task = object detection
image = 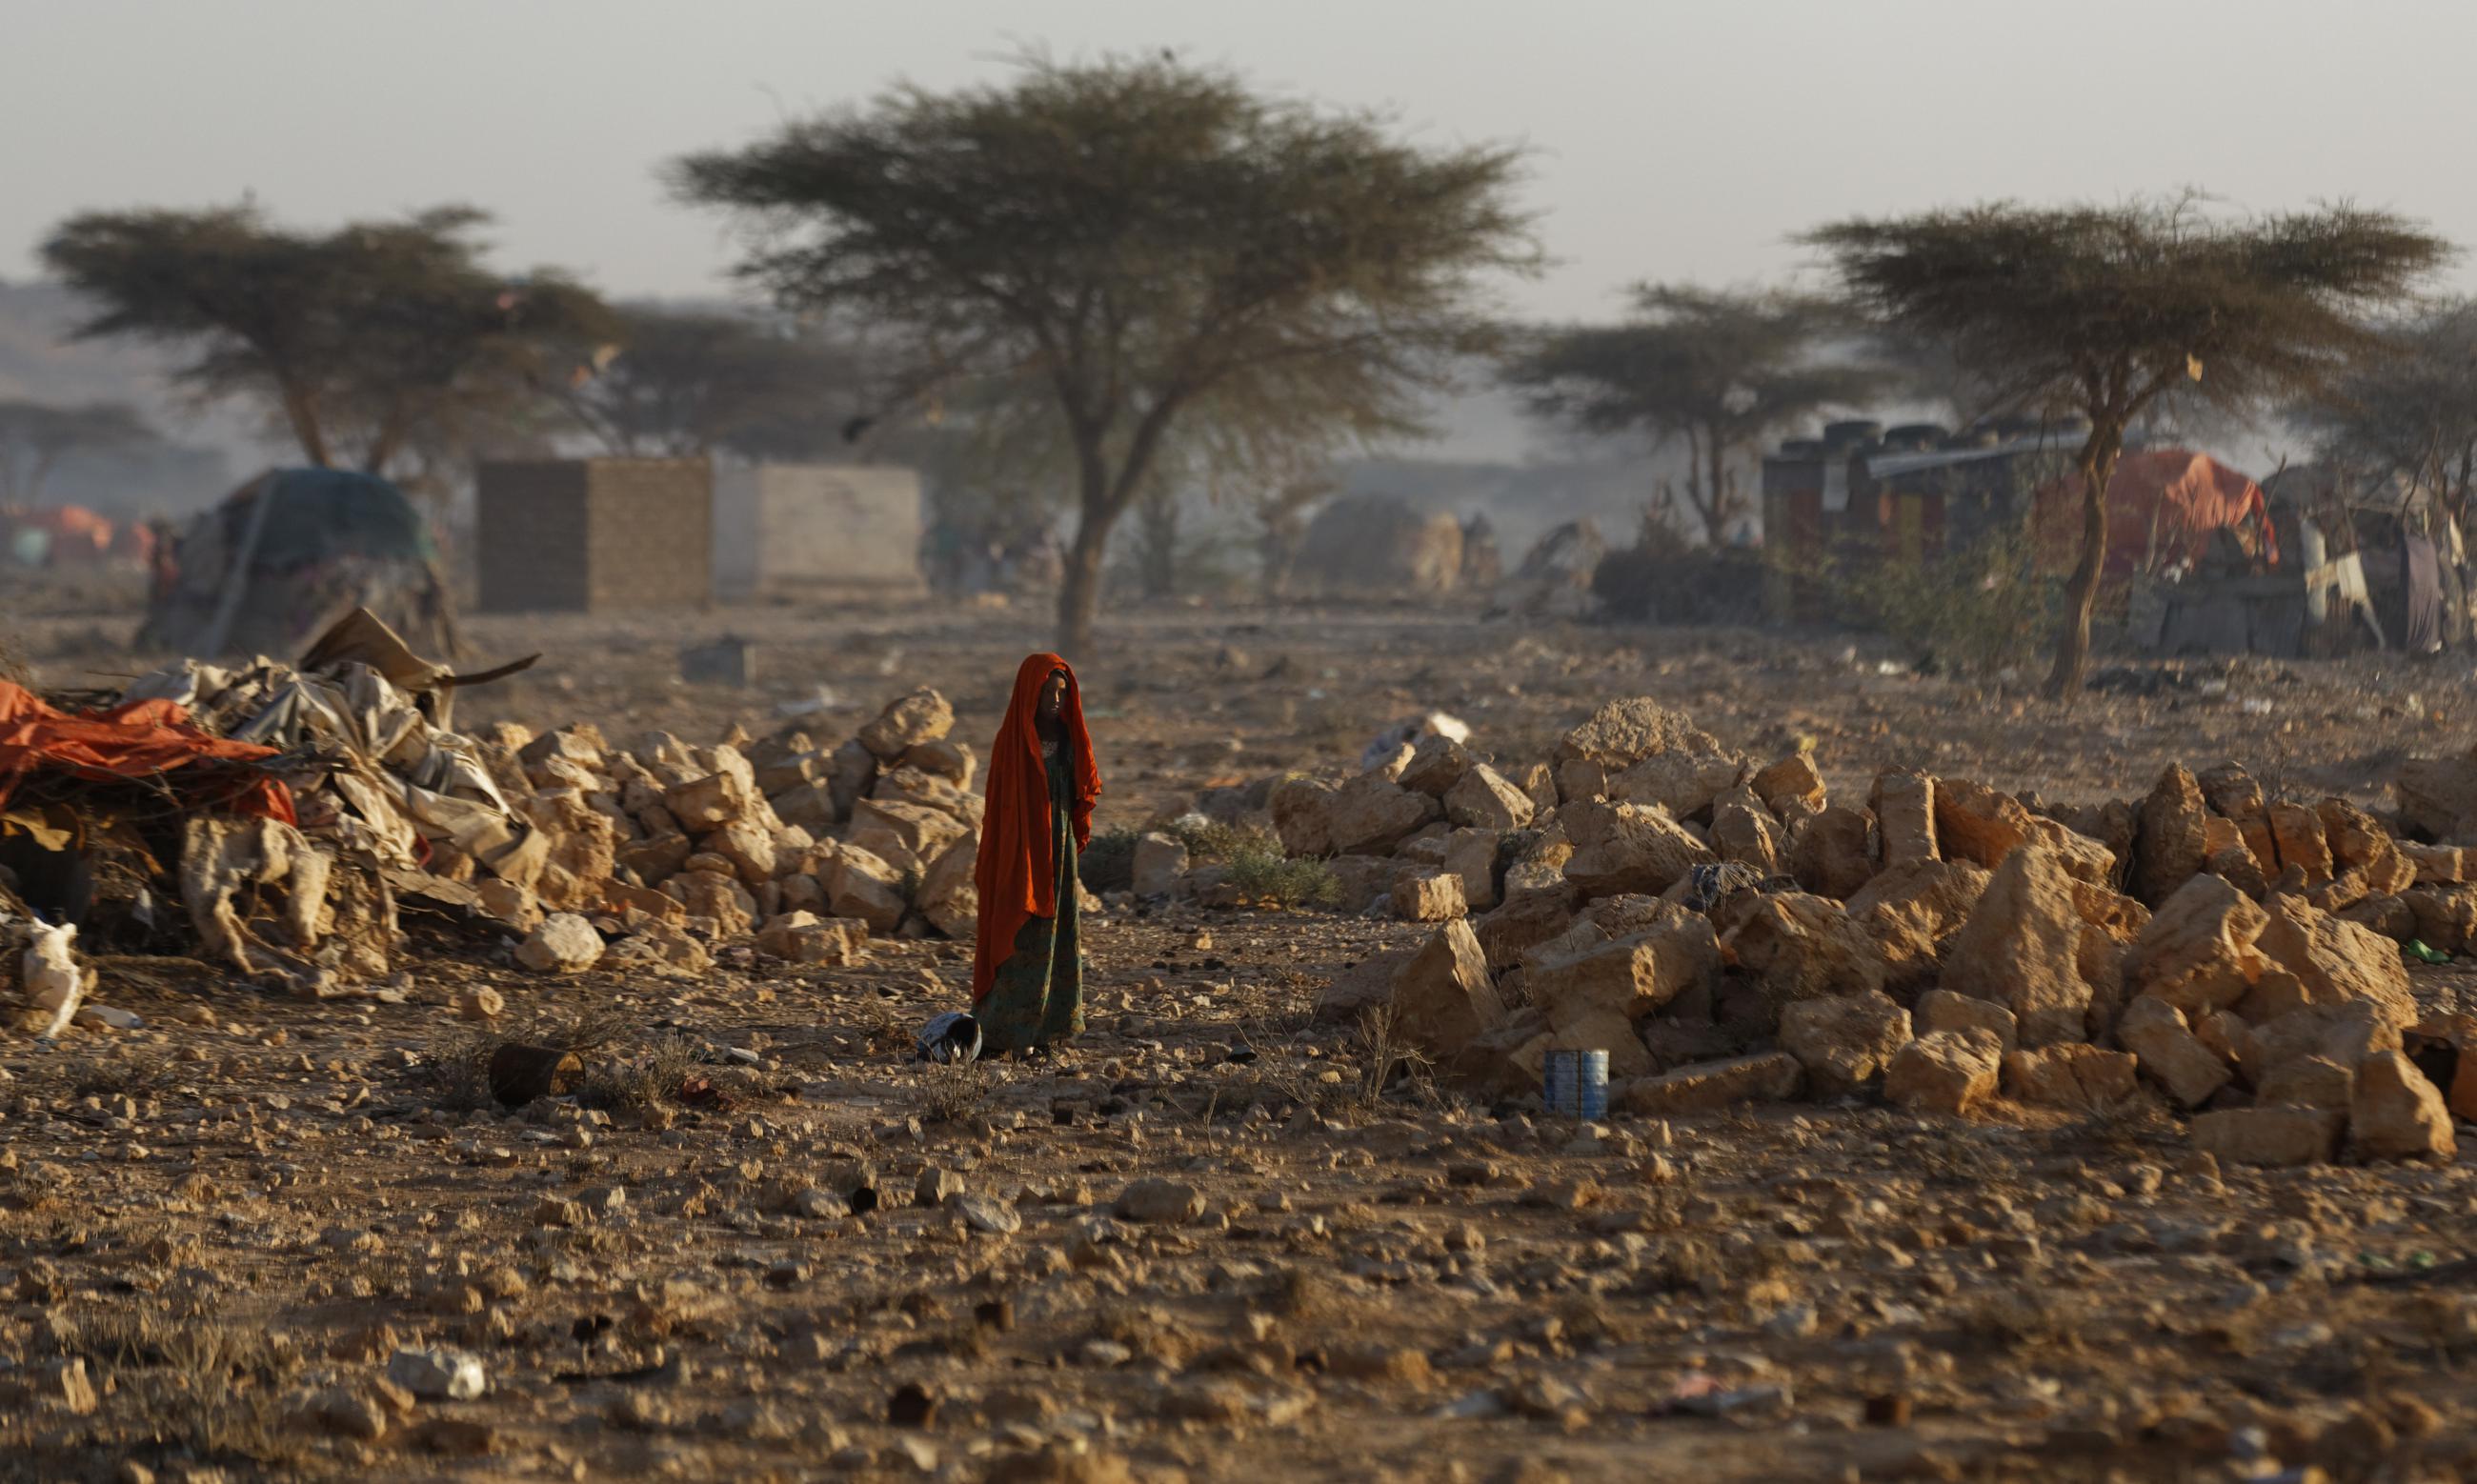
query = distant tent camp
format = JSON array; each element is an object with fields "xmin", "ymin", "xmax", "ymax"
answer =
[
  {"xmin": 2032, "ymin": 449, "xmax": 2280, "ymax": 581},
  {"xmin": 139, "ymin": 469, "xmax": 457, "ymax": 659}
]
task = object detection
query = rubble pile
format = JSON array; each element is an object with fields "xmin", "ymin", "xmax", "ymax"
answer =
[
  {"xmin": 1228, "ymin": 696, "xmax": 2473, "ymax": 1168},
  {"xmin": 2, "ymin": 610, "xmax": 997, "ymax": 1026}
]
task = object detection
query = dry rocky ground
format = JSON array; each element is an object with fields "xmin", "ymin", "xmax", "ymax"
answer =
[{"xmin": 5, "ymin": 575, "xmax": 2477, "ymax": 1483}]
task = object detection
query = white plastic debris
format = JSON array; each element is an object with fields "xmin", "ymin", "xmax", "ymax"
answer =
[
  {"xmin": 25, "ymin": 920, "xmax": 88, "ymax": 1040},
  {"xmin": 387, "ymin": 1346, "xmax": 488, "ymax": 1400}
]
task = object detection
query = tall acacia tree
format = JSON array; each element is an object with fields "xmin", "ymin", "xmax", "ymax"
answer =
[
  {"xmin": 2291, "ymin": 299, "xmax": 2477, "ymax": 524},
  {"xmin": 1502, "ymin": 284, "xmax": 1885, "ymax": 544},
  {"xmin": 671, "ymin": 53, "xmax": 1536, "ymax": 655},
  {"xmin": 42, "ymin": 205, "xmax": 614, "ymax": 478},
  {"xmin": 1806, "ymin": 197, "xmax": 2448, "ymax": 696},
  {"xmin": 0, "ymin": 401, "xmax": 156, "ymax": 504}
]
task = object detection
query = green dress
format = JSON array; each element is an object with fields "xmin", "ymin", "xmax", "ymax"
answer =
[{"xmin": 978, "ymin": 738, "xmax": 1083, "ymax": 1057}]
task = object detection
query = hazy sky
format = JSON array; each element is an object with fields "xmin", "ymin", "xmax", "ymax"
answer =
[{"xmin": 10, "ymin": 0, "xmax": 2477, "ymax": 322}]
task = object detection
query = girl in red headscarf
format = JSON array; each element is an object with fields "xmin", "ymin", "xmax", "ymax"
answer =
[{"xmin": 972, "ymin": 652, "xmax": 1101, "ymax": 1058}]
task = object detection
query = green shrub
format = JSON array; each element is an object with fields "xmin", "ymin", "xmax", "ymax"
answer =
[
  {"xmin": 1834, "ymin": 514, "xmax": 2060, "ymax": 676},
  {"xmin": 1227, "ymin": 836, "xmax": 1340, "ymax": 910}
]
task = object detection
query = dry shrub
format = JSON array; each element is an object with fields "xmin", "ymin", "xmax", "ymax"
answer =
[
  {"xmin": 580, "ymin": 1032, "xmax": 703, "ymax": 1113},
  {"xmin": 912, "ymin": 1060, "xmax": 989, "ymax": 1125}
]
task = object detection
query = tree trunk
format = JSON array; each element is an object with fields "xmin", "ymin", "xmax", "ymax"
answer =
[
  {"xmin": 1705, "ymin": 433, "xmax": 1732, "ymax": 546},
  {"xmin": 2044, "ymin": 423, "xmax": 2125, "ymax": 699},
  {"xmin": 280, "ymin": 384, "xmax": 332, "ymax": 468},
  {"xmin": 1057, "ymin": 513, "xmax": 1110, "ymax": 659}
]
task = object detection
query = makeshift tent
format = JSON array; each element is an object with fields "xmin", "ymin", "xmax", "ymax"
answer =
[
  {"xmin": 1, "ymin": 504, "xmax": 128, "ymax": 568},
  {"xmin": 139, "ymin": 469, "xmax": 456, "ymax": 659},
  {"xmin": 2034, "ymin": 450, "xmax": 2279, "ymax": 580}
]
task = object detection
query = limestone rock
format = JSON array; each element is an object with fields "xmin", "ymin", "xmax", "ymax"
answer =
[
  {"xmin": 1942, "ymin": 846, "xmax": 2104, "ymax": 1046},
  {"xmin": 1444, "ymin": 764, "xmax": 1535, "ymax": 832},
  {"xmin": 1325, "ymin": 774, "xmax": 1440, "ymax": 856},
  {"xmin": 2192, "ymin": 1106, "xmax": 2341, "ymax": 1167},
  {"xmin": 664, "ymin": 869, "xmax": 757, "ymax": 937},
  {"xmin": 850, "ymin": 798, "xmax": 969, "ymax": 869},
  {"xmin": 1556, "ymin": 697, "xmax": 1724, "ymax": 772},
  {"xmin": 2266, "ymin": 802, "xmax": 2334, "ymax": 887},
  {"xmin": 1527, "ymin": 910, "xmax": 1719, "ymax": 1078},
  {"xmin": 1473, "ymin": 884, "xmax": 1581, "ymax": 973},
  {"xmin": 1324, "ymin": 855, "xmax": 1399, "ymax": 915},
  {"xmin": 2319, "ymin": 799, "xmax": 2414, "ymax": 895},
  {"xmin": 1561, "ymin": 800, "xmax": 1714, "ymax": 898},
  {"xmin": 2125, "ymin": 872, "xmax": 2272, "ymax": 1017},
  {"xmin": 1132, "ymin": 833, "xmax": 1189, "ymax": 899},
  {"xmin": 1270, "ymin": 776, "xmax": 1339, "ymax": 857},
  {"xmin": 1845, "ymin": 858, "xmax": 1988, "ymax": 988},
  {"xmin": 2001, "ymin": 1043, "xmax": 2138, "ymax": 1111},
  {"xmin": 1607, "ymin": 752, "xmax": 1748, "ymax": 821},
  {"xmin": 2115, "ymin": 996, "xmax": 2232, "ymax": 1108},
  {"xmin": 666, "ymin": 746, "xmax": 762, "ymax": 831},
  {"xmin": 1398, "ymin": 734, "xmax": 1472, "ymax": 797},
  {"xmin": 1869, "ymin": 770, "xmax": 1937, "ymax": 866},
  {"xmin": 1720, "ymin": 892, "xmax": 1888, "ymax": 1007},
  {"xmin": 1113, "ymin": 1178, "xmax": 1204, "ymax": 1225},
  {"xmin": 916, "ymin": 837, "xmax": 977, "ymax": 939},
  {"xmin": 1314, "ymin": 948, "xmax": 1415, "ymax": 1024},
  {"xmin": 703, "ymin": 819, "xmax": 779, "ymax": 885},
  {"xmin": 1621, "ymin": 1052, "xmax": 1802, "ymax": 1115},
  {"xmin": 515, "ymin": 913, "xmax": 602, "ymax": 973},
  {"xmin": 1753, "ymin": 753, "xmax": 1826, "ymax": 815},
  {"xmin": 2132, "ymin": 764, "xmax": 2211, "ymax": 907},
  {"xmin": 903, "ymin": 738, "xmax": 977, "ymax": 790},
  {"xmin": 755, "ymin": 912, "xmax": 868, "ymax": 965},
  {"xmin": 1883, "ymin": 1029, "xmax": 2003, "ymax": 1115},
  {"xmin": 1440, "ymin": 828, "xmax": 1502, "ymax": 912},
  {"xmin": 1710, "ymin": 797, "xmax": 1784, "ymax": 874},
  {"xmin": 1778, "ymin": 990, "xmax": 1912, "ymax": 1096},
  {"xmin": 1389, "ymin": 920, "xmax": 1505, "ymax": 1071},
  {"xmin": 2404, "ymin": 887, "xmax": 2477, "ymax": 953},
  {"xmin": 2351, "ymin": 1050, "xmax": 2456, "ymax": 1161},
  {"xmin": 2254, "ymin": 894, "xmax": 2417, "ymax": 1032},
  {"xmin": 1913, "ymin": 989, "xmax": 2018, "ymax": 1049},
  {"xmin": 2236, "ymin": 1000, "xmax": 2403, "ymax": 1089},
  {"xmin": 2257, "ymin": 1054, "xmax": 2354, "ymax": 1113},
  {"xmin": 826, "ymin": 739, "xmax": 878, "ymax": 820},
  {"xmin": 857, "ymin": 688, "xmax": 954, "ymax": 761},
  {"xmin": 823, "ymin": 846, "xmax": 908, "ymax": 934},
  {"xmin": 1932, "ymin": 778, "xmax": 2036, "ymax": 870},
  {"xmin": 1393, "ymin": 869, "xmax": 1469, "ymax": 922},
  {"xmin": 1786, "ymin": 806, "xmax": 1875, "ymax": 900}
]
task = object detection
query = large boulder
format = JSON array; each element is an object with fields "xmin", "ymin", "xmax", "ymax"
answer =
[
  {"xmin": 2001, "ymin": 1043, "xmax": 2138, "ymax": 1112},
  {"xmin": 1388, "ymin": 920, "xmax": 1504, "ymax": 1073},
  {"xmin": 822, "ymin": 845, "xmax": 907, "ymax": 933},
  {"xmin": 856, "ymin": 688, "xmax": 954, "ymax": 762},
  {"xmin": 1940, "ymin": 846, "xmax": 2113, "ymax": 1046},
  {"xmin": 1473, "ymin": 883, "xmax": 1581, "ymax": 973},
  {"xmin": 1561, "ymin": 800, "xmax": 1714, "ymax": 899},
  {"xmin": 1718, "ymin": 892, "xmax": 1889, "ymax": 1009},
  {"xmin": 2318, "ymin": 799, "xmax": 2415, "ymax": 895},
  {"xmin": 916, "ymin": 837, "xmax": 977, "ymax": 938},
  {"xmin": 666, "ymin": 746, "xmax": 762, "ymax": 832},
  {"xmin": 1553, "ymin": 698, "xmax": 1730, "ymax": 803},
  {"xmin": 1884, "ymin": 1029, "xmax": 2003, "ymax": 1115},
  {"xmin": 1778, "ymin": 990, "xmax": 1912, "ymax": 1096},
  {"xmin": 516, "ymin": 913, "xmax": 603, "ymax": 973},
  {"xmin": 2350, "ymin": 1051, "xmax": 2456, "ymax": 1161},
  {"xmin": 1607, "ymin": 752, "xmax": 1749, "ymax": 822},
  {"xmin": 1753, "ymin": 753, "xmax": 1826, "ymax": 815},
  {"xmin": 1932, "ymin": 778, "xmax": 2035, "ymax": 871},
  {"xmin": 1869, "ymin": 770, "xmax": 1938, "ymax": 866},
  {"xmin": 1526, "ymin": 906, "xmax": 1719, "ymax": 1079},
  {"xmin": 2253, "ymin": 894, "xmax": 2418, "ymax": 1031},
  {"xmin": 2397, "ymin": 755, "xmax": 2477, "ymax": 843},
  {"xmin": 1620, "ymin": 1053, "xmax": 1802, "ymax": 1115},
  {"xmin": 2125, "ymin": 873, "xmax": 2272, "ymax": 1016},
  {"xmin": 1325, "ymin": 774, "xmax": 1441, "ymax": 857},
  {"xmin": 2115, "ymin": 995, "xmax": 2233, "ymax": 1109},
  {"xmin": 2268, "ymin": 802, "xmax": 2336, "ymax": 886},
  {"xmin": 2192, "ymin": 1106, "xmax": 2342, "ymax": 1167},
  {"xmin": 1844, "ymin": 858, "xmax": 1989, "ymax": 989},
  {"xmin": 2131, "ymin": 764, "xmax": 2211, "ymax": 907},
  {"xmin": 1398, "ymin": 735, "xmax": 1472, "ymax": 797},
  {"xmin": 1786, "ymin": 806, "xmax": 1876, "ymax": 901},
  {"xmin": 1444, "ymin": 765, "xmax": 1535, "ymax": 832},
  {"xmin": 1270, "ymin": 776, "xmax": 1339, "ymax": 858}
]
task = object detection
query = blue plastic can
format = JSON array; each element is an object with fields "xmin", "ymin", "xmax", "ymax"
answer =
[{"xmin": 1541, "ymin": 1049, "xmax": 1609, "ymax": 1119}]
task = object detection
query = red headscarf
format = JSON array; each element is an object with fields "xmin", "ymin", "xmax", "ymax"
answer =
[{"xmin": 971, "ymin": 652, "xmax": 1100, "ymax": 1002}]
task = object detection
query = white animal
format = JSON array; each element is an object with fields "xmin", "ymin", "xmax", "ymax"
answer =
[{"xmin": 25, "ymin": 919, "xmax": 88, "ymax": 1040}]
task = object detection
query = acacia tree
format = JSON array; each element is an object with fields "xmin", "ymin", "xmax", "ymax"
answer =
[
  {"xmin": 42, "ymin": 205, "xmax": 614, "ymax": 478},
  {"xmin": 2291, "ymin": 299, "xmax": 2477, "ymax": 524},
  {"xmin": 1502, "ymin": 285, "xmax": 1884, "ymax": 544},
  {"xmin": 671, "ymin": 54, "xmax": 1535, "ymax": 654},
  {"xmin": 1805, "ymin": 197, "xmax": 2447, "ymax": 696},
  {"xmin": 0, "ymin": 401, "xmax": 156, "ymax": 504},
  {"xmin": 564, "ymin": 304, "xmax": 872, "ymax": 459}
]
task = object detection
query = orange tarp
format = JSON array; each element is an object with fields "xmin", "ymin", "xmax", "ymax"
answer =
[
  {"xmin": 2035, "ymin": 449, "xmax": 2279, "ymax": 579},
  {"xmin": 0, "ymin": 681, "xmax": 294, "ymax": 823}
]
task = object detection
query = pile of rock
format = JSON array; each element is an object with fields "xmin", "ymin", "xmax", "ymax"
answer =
[
  {"xmin": 1277, "ymin": 696, "xmax": 2471, "ymax": 1168},
  {"xmin": 468, "ymin": 687, "xmax": 987, "ymax": 978}
]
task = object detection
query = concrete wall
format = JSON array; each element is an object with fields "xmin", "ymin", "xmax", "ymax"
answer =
[
  {"xmin": 477, "ymin": 457, "xmax": 712, "ymax": 612},
  {"xmin": 713, "ymin": 463, "xmax": 922, "ymax": 597}
]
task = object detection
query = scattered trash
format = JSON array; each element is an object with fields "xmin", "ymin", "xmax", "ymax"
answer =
[
  {"xmin": 915, "ymin": 1012, "xmax": 982, "ymax": 1065},
  {"xmin": 1541, "ymin": 1049, "xmax": 1608, "ymax": 1120},
  {"xmin": 24, "ymin": 918, "xmax": 88, "ymax": 1040},
  {"xmin": 2407, "ymin": 940, "xmax": 2452, "ymax": 965}
]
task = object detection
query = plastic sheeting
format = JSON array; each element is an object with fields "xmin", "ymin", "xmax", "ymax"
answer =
[
  {"xmin": 2036, "ymin": 449, "xmax": 2280, "ymax": 579},
  {"xmin": 0, "ymin": 681, "xmax": 293, "ymax": 822}
]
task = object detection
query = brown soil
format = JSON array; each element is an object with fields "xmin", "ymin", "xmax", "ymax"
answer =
[{"xmin": 4, "ymin": 574, "xmax": 2475, "ymax": 1483}]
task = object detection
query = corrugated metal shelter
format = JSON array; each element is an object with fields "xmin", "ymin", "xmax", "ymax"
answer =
[{"xmin": 712, "ymin": 463, "xmax": 923, "ymax": 598}]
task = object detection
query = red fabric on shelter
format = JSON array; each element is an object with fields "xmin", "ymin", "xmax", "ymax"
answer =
[
  {"xmin": 970, "ymin": 653, "xmax": 1100, "ymax": 1004},
  {"xmin": 2036, "ymin": 449, "xmax": 2279, "ymax": 578},
  {"xmin": 0, "ymin": 681, "xmax": 295, "ymax": 823}
]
